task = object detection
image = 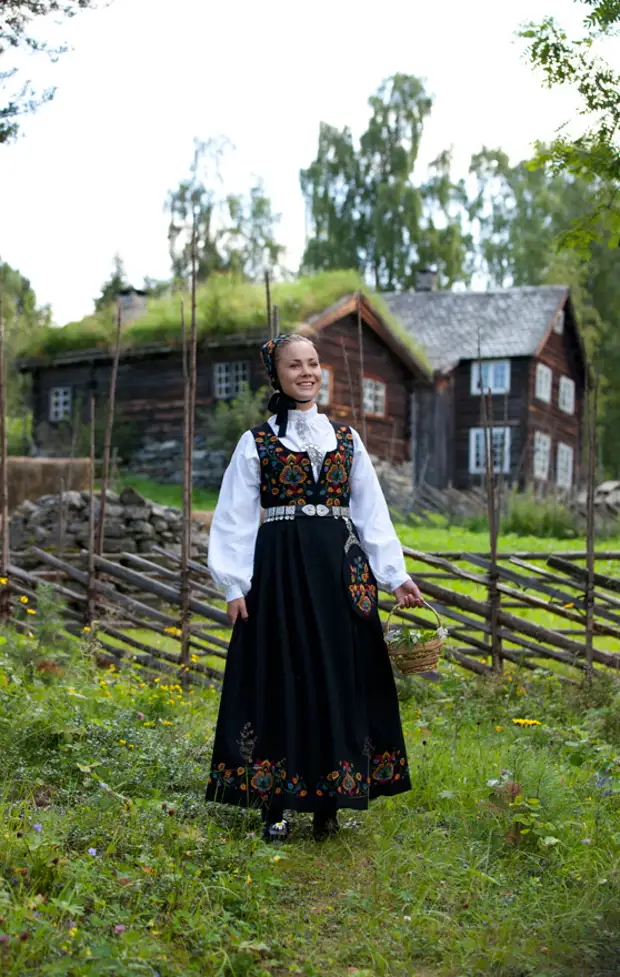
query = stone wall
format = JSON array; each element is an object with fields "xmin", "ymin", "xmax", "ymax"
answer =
[
  {"xmin": 9, "ymin": 486, "xmax": 210, "ymax": 566},
  {"xmin": 127, "ymin": 435, "xmax": 227, "ymax": 488}
]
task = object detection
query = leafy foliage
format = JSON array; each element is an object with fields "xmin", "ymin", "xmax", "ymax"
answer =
[
  {"xmin": 0, "ymin": 0, "xmax": 102, "ymax": 144},
  {"xmin": 301, "ymin": 74, "xmax": 473, "ymax": 290},
  {"xmin": 93, "ymin": 253, "xmax": 128, "ymax": 312},
  {"xmin": 519, "ymin": 1, "xmax": 620, "ymax": 249},
  {"xmin": 199, "ymin": 385, "xmax": 269, "ymax": 463},
  {"xmin": 166, "ymin": 138, "xmax": 284, "ymax": 285}
]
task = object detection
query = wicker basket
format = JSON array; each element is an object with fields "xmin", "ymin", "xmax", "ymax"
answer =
[{"xmin": 384, "ymin": 600, "xmax": 445, "ymax": 675}]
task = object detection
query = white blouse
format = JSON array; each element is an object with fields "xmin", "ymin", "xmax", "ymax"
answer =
[{"xmin": 207, "ymin": 405, "xmax": 409, "ymax": 602}]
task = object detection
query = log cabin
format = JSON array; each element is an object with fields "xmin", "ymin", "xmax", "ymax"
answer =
[
  {"xmin": 19, "ymin": 285, "xmax": 433, "ymax": 470},
  {"xmin": 384, "ymin": 281, "xmax": 588, "ymax": 491}
]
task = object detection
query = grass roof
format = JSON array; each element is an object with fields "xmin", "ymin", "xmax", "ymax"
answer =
[{"xmin": 19, "ymin": 270, "xmax": 431, "ymax": 373}]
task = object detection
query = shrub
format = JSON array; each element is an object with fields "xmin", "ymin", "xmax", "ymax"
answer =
[
  {"xmin": 199, "ymin": 385, "xmax": 270, "ymax": 462},
  {"xmin": 466, "ymin": 489, "xmax": 578, "ymax": 539}
]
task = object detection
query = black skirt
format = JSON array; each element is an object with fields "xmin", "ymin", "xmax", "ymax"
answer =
[{"xmin": 205, "ymin": 517, "xmax": 411, "ymax": 813}]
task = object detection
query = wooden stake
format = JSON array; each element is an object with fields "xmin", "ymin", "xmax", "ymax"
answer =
[
  {"xmin": 265, "ymin": 270, "xmax": 273, "ymax": 338},
  {"xmin": 340, "ymin": 337, "xmax": 358, "ymax": 424},
  {"xmin": 478, "ymin": 336, "xmax": 502, "ymax": 674},
  {"xmin": 180, "ymin": 220, "xmax": 199, "ymax": 676},
  {"xmin": 0, "ymin": 278, "xmax": 8, "ymax": 621},
  {"xmin": 357, "ymin": 291, "xmax": 367, "ymax": 443},
  {"xmin": 584, "ymin": 369, "xmax": 597, "ymax": 682},
  {"xmin": 86, "ymin": 391, "xmax": 96, "ymax": 625},
  {"xmin": 96, "ymin": 301, "xmax": 123, "ymax": 556},
  {"xmin": 273, "ymin": 303, "xmax": 280, "ymax": 338}
]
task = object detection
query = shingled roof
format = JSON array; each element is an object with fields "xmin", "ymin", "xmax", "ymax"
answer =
[{"xmin": 383, "ymin": 286, "xmax": 570, "ymax": 372}]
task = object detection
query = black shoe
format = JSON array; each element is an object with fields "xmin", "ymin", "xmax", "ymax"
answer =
[
  {"xmin": 262, "ymin": 817, "xmax": 289, "ymax": 843},
  {"xmin": 313, "ymin": 812, "xmax": 339, "ymax": 841}
]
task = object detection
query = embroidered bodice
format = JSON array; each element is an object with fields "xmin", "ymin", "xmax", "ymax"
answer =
[
  {"xmin": 207, "ymin": 409, "xmax": 409, "ymax": 602},
  {"xmin": 252, "ymin": 423, "xmax": 354, "ymax": 509}
]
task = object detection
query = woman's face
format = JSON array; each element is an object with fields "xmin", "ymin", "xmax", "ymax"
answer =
[{"xmin": 276, "ymin": 340, "xmax": 322, "ymax": 404}]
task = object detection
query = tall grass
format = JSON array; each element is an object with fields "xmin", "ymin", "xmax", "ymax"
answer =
[
  {"xmin": 19, "ymin": 271, "xmax": 431, "ymax": 373},
  {"xmin": 1, "ymin": 602, "xmax": 620, "ymax": 976}
]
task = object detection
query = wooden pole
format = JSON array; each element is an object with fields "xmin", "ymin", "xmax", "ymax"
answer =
[
  {"xmin": 86, "ymin": 391, "xmax": 96, "ymax": 625},
  {"xmin": 96, "ymin": 301, "xmax": 123, "ymax": 556},
  {"xmin": 0, "ymin": 278, "xmax": 9, "ymax": 621},
  {"xmin": 339, "ymin": 337, "xmax": 358, "ymax": 425},
  {"xmin": 357, "ymin": 291, "xmax": 367, "ymax": 443},
  {"xmin": 273, "ymin": 303, "xmax": 280, "ymax": 338},
  {"xmin": 180, "ymin": 219, "xmax": 199, "ymax": 677},
  {"xmin": 265, "ymin": 270, "xmax": 273, "ymax": 338},
  {"xmin": 584, "ymin": 370, "xmax": 597, "ymax": 682},
  {"xmin": 478, "ymin": 336, "xmax": 502, "ymax": 674}
]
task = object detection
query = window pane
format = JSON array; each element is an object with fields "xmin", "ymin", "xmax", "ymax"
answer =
[{"xmin": 49, "ymin": 387, "xmax": 71, "ymax": 422}]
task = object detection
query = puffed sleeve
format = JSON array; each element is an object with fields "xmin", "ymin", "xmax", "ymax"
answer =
[
  {"xmin": 207, "ymin": 431, "xmax": 261, "ymax": 602},
  {"xmin": 349, "ymin": 430, "xmax": 410, "ymax": 593}
]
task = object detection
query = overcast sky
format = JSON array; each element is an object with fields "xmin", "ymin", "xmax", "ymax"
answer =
[{"xmin": 0, "ymin": 0, "xmax": 616, "ymax": 325}]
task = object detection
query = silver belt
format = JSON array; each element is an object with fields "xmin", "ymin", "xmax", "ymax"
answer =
[{"xmin": 264, "ymin": 504, "xmax": 351, "ymax": 523}]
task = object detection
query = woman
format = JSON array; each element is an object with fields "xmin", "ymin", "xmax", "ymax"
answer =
[{"xmin": 206, "ymin": 333, "xmax": 423, "ymax": 841}]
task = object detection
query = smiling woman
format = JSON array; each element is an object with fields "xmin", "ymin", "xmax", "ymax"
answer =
[{"xmin": 205, "ymin": 332, "xmax": 424, "ymax": 844}]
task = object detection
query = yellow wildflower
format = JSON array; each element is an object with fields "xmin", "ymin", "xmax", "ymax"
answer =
[
  {"xmin": 512, "ymin": 718, "xmax": 541, "ymax": 727},
  {"xmin": 19, "ymin": 595, "xmax": 28, "ymax": 604},
  {"xmin": 119, "ymin": 739, "xmax": 127, "ymax": 745},
  {"xmin": 246, "ymin": 875, "xmax": 252, "ymax": 885},
  {"xmin": 26, "ymin": 608, "xmax": 36, "ymax": 615},
  {"xmin": 83, "ymin": 626, "xmax": 91, "ymax": 633},
  {"xmin": 0, "ymin": 577, "xmax": 7, "ymax": 585},
  {"xmin": 495, "ymin": 725, "xmax": 503, "ymax": 732}
]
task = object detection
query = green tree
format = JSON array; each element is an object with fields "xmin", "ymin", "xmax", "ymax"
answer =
[
  {"xmin": 93, "ymin": 253, "xmax": 128, "ymax": 312},
  {"xmin": 301, "ymin": 74, "xmax": 472, "ymax": 290},
  {"xmin": 1, "ymin": 1, "xmax": 104, "ymax": 144},
  {"xmin": 167, "ymin": 138, "xmax": 283, "ymax": 285},
  {"xmin": 519, "ymin": 0, "xmax": 620, "ymax": 249}
]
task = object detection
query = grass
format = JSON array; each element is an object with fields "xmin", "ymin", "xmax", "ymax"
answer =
[
  {"xmin": 1, "ymin": 617, "xmax": 620, "ymax": 977},
  {"xmin": 110, "ymin": 474, "xmax": 219, "ymax": 513},
  {"xmin": 19, "ymin": 271, "xmax": 431, "ymax": 373}
]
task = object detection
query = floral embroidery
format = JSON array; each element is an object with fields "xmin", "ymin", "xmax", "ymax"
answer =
[
  {"xmin": 316, "ymin": 761, "xmax": 368, "ymax": 798},
  {"xmin": 252, "ymin": 423, "xmax": 354, "ymax": 509},
  {"xmin": 208, "ymin": 750, "xmax": 408, "ymax": 803},
  {"xmin": 347, "ymin": 553, "xmax": 378, "ymax": 616},
  {"xmin": 371, "ymin": 751, "xmax": 407, "ymax": 784},
  {"xmin": 209, "ymin": 759, "xmax": 309, "ymax": 800}
]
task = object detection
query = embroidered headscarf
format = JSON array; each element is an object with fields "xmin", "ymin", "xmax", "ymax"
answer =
[{"xmin": 260, "ymin": 334, "xmax": 316, "ymax": 437}]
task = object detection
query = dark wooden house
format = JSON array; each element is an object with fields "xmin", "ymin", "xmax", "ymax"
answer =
[
  {"xmin": 21, "ymin": 292, "xmax": 433, "ymax": 468},
  {"xmin": 384, "ymin": 284, "xmax": 588, "ymax": 491}
]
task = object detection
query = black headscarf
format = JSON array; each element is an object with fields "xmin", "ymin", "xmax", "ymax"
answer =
[{"xmin": 260, "ymin": 335, "xmax": 314, "ymax": 437}]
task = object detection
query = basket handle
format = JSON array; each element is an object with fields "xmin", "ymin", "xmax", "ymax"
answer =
[{"xmin": 386, "ymin": 599, "xmax": 442, "ymax": 632}]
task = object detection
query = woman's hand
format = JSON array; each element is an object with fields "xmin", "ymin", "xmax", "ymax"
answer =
[
  {"xmin": 393, "ymin": 578, "xmax": 424, "ymax": 609},
  {"xmin": 227, "ymin": 598, "xmax": 249, "ymax": 624}
]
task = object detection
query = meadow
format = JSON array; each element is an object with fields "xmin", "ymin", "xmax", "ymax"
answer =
[{"xmin": 1, "ymin": 616, "xmax": 620, "ymax": 977}]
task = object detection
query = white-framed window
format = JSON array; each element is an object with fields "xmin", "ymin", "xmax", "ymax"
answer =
[
  {"xmin": 317, "ymin": 366, "xmax": 332, "ymax": 406},
  {"xmin": 469, "ymin": 427, "xmax": 511, "ymax": 475},
  {"xmin": 557, "ymin": 442, "xmax": 574, "ymax": 490},
  {"xmin": 363, "ymin": 377, "xmax": 386, "ymax": 417},
  {"xmin": 470, "ymin": 359, "xmax": 511, "ymax": 396},
  {"xmin": 49, "ymin": 386, "xmax": 72, "ymax": 422},
  {"xmin": 558, "ymin": 376, "xmax": 576, "ymax": 415},
  {"xmin": 214, "ymin": 361, "xmax": 249, "ymax": 399},
  {"xmin": 535, "ymin": 363, "xmax": 552, "ymax": 403},
  {"xmin": 553, "ymin": 312, "xmax": 565, "ymax": 335},
  {"xmin": 533, "ymin": 431, "xmax": 552, "ymax": 481}
]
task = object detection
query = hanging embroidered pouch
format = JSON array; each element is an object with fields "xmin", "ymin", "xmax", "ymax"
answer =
[{"xmin": 342, "ymin": 521, "xmax": 378, "ymax": 619}]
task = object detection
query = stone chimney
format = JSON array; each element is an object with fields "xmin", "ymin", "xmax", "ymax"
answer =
[
  {"xmin": 117, "ymin": 287, "xmax": 147, "ymax": 325},
  {"xmin": 415, "ymin": 268, "xmax": 438, "ymax": 292}
]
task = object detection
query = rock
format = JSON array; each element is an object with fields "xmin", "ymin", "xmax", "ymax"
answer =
[
  {"xmin": 34, "ymin": 526, "xmax": 50, "ymax": 543},
  {"xmin": 150, "ymin": 503, "xmax": 168, "ymax": 519},
  {"xmin": 60, "ymin": 491, "xmax": 86, "ymax": 510},
  {"xmin": 17, "ymin": 499, "xmax": 38, "ymax": 518},
  {"xmin": 102, "ymin": 538, "xmax": 138, "ymax": 554},
  {"xmin": 123, "ymin": 506, "xmax": 151, "ymax": 521},
  {"xmin": 9, "ymin": 517, "xmax": 29, "ymax": 550},
  {"xmin": 119, "ymin": 486, "xmax": 146, "ymax": 506},
  {"xmin": 138, "ymin": 540, "xmax": 155, "ymax": 554},
  {"xmin": 130, "ymin": 520, "xmax": 155, "ymax": 537},
  {"xmin": 152, "ymin": 518, "xmax": 168, "ymax": 532}
]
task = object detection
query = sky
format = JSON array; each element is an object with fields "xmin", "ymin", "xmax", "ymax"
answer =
[{"xmin": 0, "ymin": 0, "xmax": 617, "ymax": 325}]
